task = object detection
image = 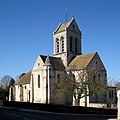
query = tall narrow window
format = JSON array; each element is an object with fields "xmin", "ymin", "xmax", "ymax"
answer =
[
  {"xmin": 38, "ymin": 74, "xmax": 40, "ymax": 88},
  {"xmin": 61, "ymin": 36, "xmax": 64, "ymax": 52},
  {"xmin": 75, "ymin": 38, "xmax": 78, "ymax": 53},
  {"xmin": 62, "ymin": 40, "xmax": 64, "ymax": 52},
  {"xmin": 57, "ymin": 41, "xmax": 59, "ymax": 53},
  {"xmin": 56, "ymin": 38, "xmax": 59, "ymax": 53},
  {"xmin": 70, "ymin": 37, "xmax": 73, "ymax": 52}
]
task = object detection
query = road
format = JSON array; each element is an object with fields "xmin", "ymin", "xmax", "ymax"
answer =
[{"xmin": 0, "ymin": 107, "xmax": 117, "ymax": 120}]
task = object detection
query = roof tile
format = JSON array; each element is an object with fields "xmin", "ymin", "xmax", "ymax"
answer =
[
  {"xmin": 67, "ymin": 52, "xmax": 96, "ymax": 70},
  {"xmin": 15, "ymin": 71, "xmax": 31, "ymax": 85},
  {"xmin": 40, "ymin": 55, "xmax": 65, "ymax": 71}
]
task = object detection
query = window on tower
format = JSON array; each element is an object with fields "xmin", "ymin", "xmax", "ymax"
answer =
[
  {"xmin": 61, "ymin": 36, "xmax": 64, "ymax": 52},
  {"xmin": 70, "ymin": 37, "xmax": 73, "ymax": 52},
  {"xmin": 75, "ymin": 38, "xmax": 78, "ymax": 53},
  {"xmin": 56, "ymin": 38, "xmax": 59, "ymax": 53},
  {"xmin": 57, "ymin": 41, "xmax": 59, "ymax": 53}
]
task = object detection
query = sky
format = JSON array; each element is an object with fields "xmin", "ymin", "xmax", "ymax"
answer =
[{"xmin": 0, "ymin": 0, "xmax": 120, "ymax": 81}]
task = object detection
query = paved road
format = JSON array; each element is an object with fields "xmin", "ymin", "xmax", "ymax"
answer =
[{"xmin": 0, "ymin": 107, "xmax": 117, "ymax": 120}]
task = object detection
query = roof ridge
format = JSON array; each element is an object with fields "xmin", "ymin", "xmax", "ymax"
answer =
[
  {"xmin": 54, "ymin": 17, "xmax": 75, "ymax": 33},
  {"xmin": 84, "ymin": 52, "xmax": 97, "ymax": 68},
  {"xmin": 68, "ymin": 52, "xmax": 97, "ymax": 70},
  {"xmin": 54, "ymin": 23, "xmax": 62, "ymax": 33},
  {"xmin": 39, "ymin": 54, "xmax": 47, "ymax": 57},
  {"xmin": 63, "ymin": 17, "xmax": 74, "ymax": 29},
  {"xmin": 15, "ymin": 71, "xmax": 31, "ymax": 85},
  {"xmin": 76, "ymin": 52, "xmax": 96, "ymax": 57}
]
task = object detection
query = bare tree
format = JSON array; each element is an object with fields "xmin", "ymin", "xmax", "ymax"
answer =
[
  {"xmin": 56, "ymin": 66, "xmax": 107, "ymax": 106},
  {"xmin": 0, "ymin": 75, "xmax": 15, "ymax": 88},
  {"xmin": 0, "ymin": 75, "xmax": 15, "ymax": 100},
  {"xmin": 108, "ymin": 78, "xmax": 120, "ymax": 90},
  {"xmin": 55, "ymin": 71, "xmax": 76, "ymax": 95},
  {"xmin": 114, "ymin": 80, "xmax": 120, "ymax": 90}
]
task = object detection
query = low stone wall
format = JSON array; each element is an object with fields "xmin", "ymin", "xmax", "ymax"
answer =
[
  {"xmin": 89, "ymin": 103, "xmax": 117, "ymax": 109},
  {"xmin": 89, "ymin": 103, "xmax": 107, "ymax": 108},
  {"xmin": 2, "ymin": 101, "xmax": 117, "ymax": 115}
]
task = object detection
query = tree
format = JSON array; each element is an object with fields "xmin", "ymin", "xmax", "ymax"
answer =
[
  {"xmin": 107, "ymin": 78, "xmax": 120, "ymax": 90},
  {"xmin": 0, "ymin": 75, "xmax": 15, "ymax": 100},
  {"xmin": 19, "ymin": 73, "xmax": 26, "ymax": 79},
  {"xmin": 56, "ymin": 66, "xmax": 107, "ymax": 106},
  {"xmin": 115, "ymin": 81, "xmax": 120, "ymax": 90},
  {"xmin": 56, "ymin": 71, "xmax": 76, "ymax": 95}
]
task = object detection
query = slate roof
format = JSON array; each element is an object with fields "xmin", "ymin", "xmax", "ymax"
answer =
[
  {"xmin": 15, "ymin": 52, "xmax": 97, "ymax": 85},
  {"xmin": 55, "ymin": 22, "xmax": 71, "ymax": 33},
  {"xmin": 40, "ymin": 55, "xmax": 65, "ymax": 71},
  {"xmin": 67, "ymin": 52, "xmax": 96, "ymax": 70},
  {"xmin": 15, "ymin": 71, "xmax": 31, "ymax": 85},
  {"xmin": 54, "ymin": 17, "xmax": 74, "ymax": 34}
]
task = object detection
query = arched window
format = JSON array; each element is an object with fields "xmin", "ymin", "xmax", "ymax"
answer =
[
  {"xmin": 75, "ymin": 38, "xmax": 78, "ymax": 53},
  {"xmin": 61, "ymin": 36, "xmax": 64, "ymax": 52},
  {"xmin": 38, "ymin": 74, "xmax": 40, "ymax": 88},
  {"xmin": 56, "ymin": 38, "xmax": 59, "ymax": 53},
  {"xmin": 70, "ymin": 37, "xmax": 73, "ymax": 52}
]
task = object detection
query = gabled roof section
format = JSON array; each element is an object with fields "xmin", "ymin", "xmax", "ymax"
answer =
[
  {"xmin": 40, "ymin": 55, "xmax": 65, "ymax": 71},
  {"xmin": 67, "ymin": 52, "xmax": 96, "ymax": 70},
  {"xmin": 15, "ymin": 71, "xmax": 31, "ymax": 85},
  {"xmin": 54, "ymin": 16, "xmax": 79, "ymax": 34},
  {"xmin": 44, "ymin": 55, "xmax": 51, "ymax": 66}
]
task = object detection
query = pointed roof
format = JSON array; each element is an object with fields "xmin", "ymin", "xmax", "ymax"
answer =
[
  {"xmin": 15, "ymin": 71, "xmax": 31, "ymax": 85},
  {"xmin": 40, "ymin": 55, "xmax": 65, "ymax": 71},
  {"xmin": 67, "ymin": 52, "xmax": 96, "ymax": 70},
  {"xmin": 54, "ymin": 16, "xmax": 75, "ymax": 34},
  {"xmin": 44, "ymin": 55, "xmax": 52, "ymax": 66}
]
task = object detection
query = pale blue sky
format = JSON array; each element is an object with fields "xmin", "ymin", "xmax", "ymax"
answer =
[{"xmin": 0, "ymin": 0, "xmax": 120, "ymax": 80}]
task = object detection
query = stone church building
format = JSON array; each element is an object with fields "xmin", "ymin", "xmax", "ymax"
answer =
[{"xmin": 9, "ymin": 17, "xmax": 116, "ymax": 107}]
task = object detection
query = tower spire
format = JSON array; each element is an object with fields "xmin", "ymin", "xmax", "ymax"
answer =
[{"xmin": 65, "ymin": 8, "xmax": 68, "ymax": 22}]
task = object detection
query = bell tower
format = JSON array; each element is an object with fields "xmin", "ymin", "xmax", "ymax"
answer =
[{"xmin": 53, "ymin": 17, "xmax": 82, "ymax": 67}]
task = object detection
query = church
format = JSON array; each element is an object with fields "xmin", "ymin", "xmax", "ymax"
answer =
[{"xmin": 9, "ymin": 17, "xmax": 116, "ymax": 107}]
